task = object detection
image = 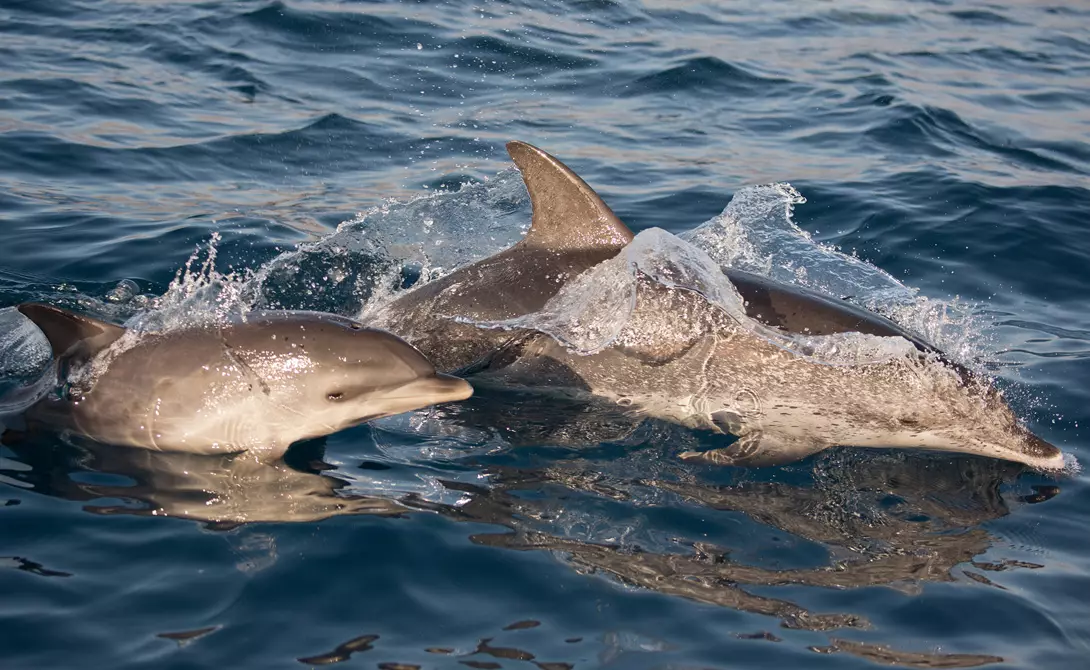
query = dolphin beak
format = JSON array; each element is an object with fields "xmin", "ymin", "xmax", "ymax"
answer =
[
  {"xmin": 1011, "ymin": 431, "xmax": 1067, "ymax": 471},
  {"xmin": 948, "ymin": 426, "xmax": 1067, "ymax": 471},
  {"xmin": 406, "ymin": 373, "xmax": 475, "ymax": 404},
  {"xmin": 351, "ymin": 373, "xmax": 473, "ymax": 427},
  {"xmin": 381, "ymin": 373, "xmax": 474, "ymax": 410}
]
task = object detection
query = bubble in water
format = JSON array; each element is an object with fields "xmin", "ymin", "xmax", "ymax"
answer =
[
  {"xmin": 0, "ymin": 307, "xmax": 51, "ymax": 379},
  {"xmin": 0, "ymin": 306, "xmax": 54, "ymax": 413},
  {"xmin": 131, "ymin": 294, "xmax": 152, "ymax": 309},
  {"xmin": 105, "ymin": 279, "xmax": 139, "ymax": 304}
]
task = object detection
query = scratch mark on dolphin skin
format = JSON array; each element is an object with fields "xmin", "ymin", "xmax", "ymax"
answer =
[
  {"xmin": 219, "ymin": 335, "xmax": 340, "ymax": 436},
  {"xmin": 220, "ymin": 337, "xmax": 271, "ymax": 397},
  {"xmin": 695, "ymin": 332, "xmax": 719, "ymax": 422}
]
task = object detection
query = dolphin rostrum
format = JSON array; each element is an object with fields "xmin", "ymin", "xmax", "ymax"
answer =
[
  {"xmin": 377, "ymin": 141, "xmax": 1065, "ymax": 470},
  {"xmin": 11, "ymin": 304, "xmax": 472, "ymax": 456}
]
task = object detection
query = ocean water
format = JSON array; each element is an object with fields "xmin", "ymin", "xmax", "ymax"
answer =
[{"xmin": 2, "ymin": 0, "xmax": 1090, "ymax": 668}]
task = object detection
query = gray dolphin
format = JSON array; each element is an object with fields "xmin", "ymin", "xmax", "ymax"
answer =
[
  {"xmin": 375, "ymin": 141, "xmax": 634, "ymax": 373},
  {"xmin": 11, "ymin": 304, "xmax": 472, "ymax": 456},
  {"xmin": 378, "ymin": 141, "xmax": 1065, "ymax": 470}
]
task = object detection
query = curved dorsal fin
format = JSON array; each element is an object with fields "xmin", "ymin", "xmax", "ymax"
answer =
[
  {"xmin": 17, "ymin": 303, "xmax": 126, "ymax": 358},
  {"xmin": 507, "ymin": 141, "xmax": 634, "ymax": 251}
]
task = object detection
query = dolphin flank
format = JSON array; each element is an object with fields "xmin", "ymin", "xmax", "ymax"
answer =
[
  {"xmin": 12, "ymin": 303, "xmax": 472, "ymax": 456},
  {"xmin": 376, "ymin": 141, "xmax": 1065, "ymax": 471}
]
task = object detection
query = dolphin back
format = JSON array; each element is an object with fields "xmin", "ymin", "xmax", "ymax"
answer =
[{"xmin": 375, "ymin": 141, "xmax": 638, "ymax": 372}]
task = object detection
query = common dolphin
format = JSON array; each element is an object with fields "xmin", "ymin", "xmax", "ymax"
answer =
[
  {"xmin": 375, "ymin": 141, "xmax": 634, "ymax": 373},
  {"xmin": 11, "ymin": 304, "xmax": 472, "ymax": 456},
  {"xmin": 377, "ymin": 141, "xmax": 1064, "ymax": 470}
]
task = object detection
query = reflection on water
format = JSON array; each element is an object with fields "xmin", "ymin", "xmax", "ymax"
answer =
[
  {"xmin": 0, "ymin": 419, "xmax": 1059, "ymax": 668},
  {"xmin": 1, "ymin": 555, "xmax": 71, "ymax": 579},
  {"xmin": 811, "ymin": 638, "xmax": 1003, "ymax": 668},
  {"xmin": 2, "ymin": 437, "xmax": 409, "ymax": 529},
  {"xmin": 297, "ymin": 633, "xmax": 379, "ymax": 666}
]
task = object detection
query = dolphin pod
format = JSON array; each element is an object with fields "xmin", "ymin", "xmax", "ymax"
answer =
[
  {"xmin": 11, "ymin": 304, "xmax": 472, "ymax": 456},
  {"xmin": 8, "ymin": 142, "xmax": 1066, "ymax": 470},
  {"xmin": 376, "ymin": 141, "xmax": 1065, "ymax": 470}
]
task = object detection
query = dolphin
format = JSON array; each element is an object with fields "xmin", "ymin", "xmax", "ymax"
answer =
[
  {"xmin": 377, "ymin": 141, "xmax": 1065, "ymax": 470},
  {"xmin": 9, "ymin": 303, "xmax": 472, "ymax": 457},
  {"xmin": 374, "ymin": 141, "xmax": 634, "ymax": 373}
]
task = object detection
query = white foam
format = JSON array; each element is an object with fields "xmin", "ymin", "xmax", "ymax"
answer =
[{"xmin": 683, "ymin": 182, "xmax": 989, "ymax": 367}]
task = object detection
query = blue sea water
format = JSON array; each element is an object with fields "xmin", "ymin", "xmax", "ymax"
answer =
[{"xmin": 2, "ymin": 0, "xmax": 1090, "ymax": 668}]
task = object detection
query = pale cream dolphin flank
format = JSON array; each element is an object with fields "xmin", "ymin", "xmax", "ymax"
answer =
[
  {"xmin": 14, "ymin": 304, "xmax": 472, "ymax": 457},
  {"xmin": 378, "ymin": 141, "xmax": 1065, "ymax": 471}
]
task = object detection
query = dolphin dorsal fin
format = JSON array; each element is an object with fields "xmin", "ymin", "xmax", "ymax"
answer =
[
  {"xmin": 507, "ymin": 141, "xmax": 634, "ymax": 251},
  {"xmin": 17, "ymin": 303, "xmax": 126, "ymax": 358}
]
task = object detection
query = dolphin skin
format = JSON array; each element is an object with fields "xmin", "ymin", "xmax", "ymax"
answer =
[
  {"xmin": 13, "ymin": 304, "xmax": 472, "ymax": 456},
  {"xmin": 377, "ymin": 141, "xmax": 1065, "ymax": 470}
]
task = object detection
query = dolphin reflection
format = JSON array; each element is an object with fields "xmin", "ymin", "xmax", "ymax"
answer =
[
  {"xmin": 0, "ymin": 436, "xmax": 1057, "ymax": 667},
  {"xmin": 2, "ymin": 437, "xmax": 409, "ymax": 528}
]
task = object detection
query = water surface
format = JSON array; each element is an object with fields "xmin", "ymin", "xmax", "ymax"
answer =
[{"xmin": 2, "ymin": 1, "xmax": 1089, "ymax": 668}]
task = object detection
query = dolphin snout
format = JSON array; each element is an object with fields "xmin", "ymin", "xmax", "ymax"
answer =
[
  {"xmin": 392, "ymin": 373, "xmax": 474, "ymax": 405},
  {"xmin": 1014, "ymin": 430, "xmax": 1066, "ymax": 471},
  {"xmin": 352, "ymin": 373, "xmax": 473, "ymax": 427}
]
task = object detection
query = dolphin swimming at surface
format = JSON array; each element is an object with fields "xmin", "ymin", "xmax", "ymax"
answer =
[
  {"xmin": 7, "ymin": 303, "xmax": 472, "ymax": 457},
  {"xmin": 375, "ymin": 141, "xmax": 1065, "ymax": 470},
  {"xmin": 375, "ymin": 141, "xmax": 635, "ymax": 373}
]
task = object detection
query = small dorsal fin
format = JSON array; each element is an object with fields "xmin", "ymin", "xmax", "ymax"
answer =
[
  {"xmin": 507, "ymin": 141, "xmax": 634, "ymax": 251},
  {"xmin": 17, "ymin": 303, "xmax": 126, "ymax": 358}
]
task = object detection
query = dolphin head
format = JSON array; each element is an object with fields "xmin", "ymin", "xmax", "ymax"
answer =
[
  {"xmin": 690, "ymin": 352, "xmax": 1068, "ymax": 472},
  {"xmin": 222, "ymin": 312, "xmax": 474, "ymax": 441},
  {"xmin": 932, "ymin": 378, "xmax": 1067, "ymax": 470}
]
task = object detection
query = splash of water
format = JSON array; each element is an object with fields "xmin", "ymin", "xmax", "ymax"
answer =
[
  {"xmin": 683, "ymin": 184, "xmax": 988, "ymax": 367},
  {"xmin": 464, "ymin": 226, "xmax": 920, "ymax": 366},
  {"xmin": 0, "ymin": 306, "xmax": 54, "ymax": 413}
]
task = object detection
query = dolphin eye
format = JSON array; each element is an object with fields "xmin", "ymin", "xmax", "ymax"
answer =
[{"xmin": 327, "ymin": 392, "xmax": 345, "ymax": 402}]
